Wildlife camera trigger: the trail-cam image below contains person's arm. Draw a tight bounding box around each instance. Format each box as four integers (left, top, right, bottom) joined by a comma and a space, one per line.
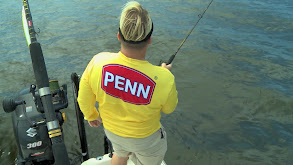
77, 58, 100, 121
161, 79, 178, 114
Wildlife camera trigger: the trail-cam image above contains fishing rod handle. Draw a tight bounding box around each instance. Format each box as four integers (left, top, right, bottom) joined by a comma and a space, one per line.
29, 42, 61, 128
167, 54, 176, 65
29, 42, 49, 88
52, 141, 70, 165
157, 53, 175, 66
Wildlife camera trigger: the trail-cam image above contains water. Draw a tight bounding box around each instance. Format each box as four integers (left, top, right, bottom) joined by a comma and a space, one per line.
1, 0, 292, 164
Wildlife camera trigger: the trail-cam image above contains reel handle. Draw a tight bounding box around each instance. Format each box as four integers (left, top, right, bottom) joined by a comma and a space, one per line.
2, 98, 24, 113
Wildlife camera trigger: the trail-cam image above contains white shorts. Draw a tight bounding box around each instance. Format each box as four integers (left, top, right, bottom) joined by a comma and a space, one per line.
104, 127, 167, 165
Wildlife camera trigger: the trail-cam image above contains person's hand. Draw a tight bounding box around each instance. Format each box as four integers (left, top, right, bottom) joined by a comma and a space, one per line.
161, 63, 172, 71
88, 119, 102, 127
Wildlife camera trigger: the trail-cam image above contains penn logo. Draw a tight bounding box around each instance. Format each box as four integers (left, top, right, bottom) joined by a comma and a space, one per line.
101, 64, 156, 105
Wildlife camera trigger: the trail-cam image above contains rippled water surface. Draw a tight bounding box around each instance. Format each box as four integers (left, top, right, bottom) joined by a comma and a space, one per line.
0, 0, 292, 164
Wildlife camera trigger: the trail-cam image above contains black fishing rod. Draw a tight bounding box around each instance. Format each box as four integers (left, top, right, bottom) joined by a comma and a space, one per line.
22, 0, 70, 164
71, 73, 89, 161
166, 0, 214, 65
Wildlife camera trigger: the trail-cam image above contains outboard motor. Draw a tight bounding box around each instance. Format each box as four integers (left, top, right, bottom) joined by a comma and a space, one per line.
2, 0, 72, 164
3, 80, 68, 165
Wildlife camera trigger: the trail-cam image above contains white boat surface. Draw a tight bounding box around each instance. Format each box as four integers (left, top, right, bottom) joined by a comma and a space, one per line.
82, 153, 167, 165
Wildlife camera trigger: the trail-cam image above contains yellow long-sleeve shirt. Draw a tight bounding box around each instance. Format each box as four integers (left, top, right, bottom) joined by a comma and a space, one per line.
77, 52, 178, 138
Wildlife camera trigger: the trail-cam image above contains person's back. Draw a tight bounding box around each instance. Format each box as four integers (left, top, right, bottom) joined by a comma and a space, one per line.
78, 1, 178, 165
80, 51, 177, 137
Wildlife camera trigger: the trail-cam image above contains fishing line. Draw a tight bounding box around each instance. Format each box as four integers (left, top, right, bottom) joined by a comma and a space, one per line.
166, 0, 214, 65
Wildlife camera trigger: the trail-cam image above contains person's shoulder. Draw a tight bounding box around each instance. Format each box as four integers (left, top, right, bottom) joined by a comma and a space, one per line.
94, 52, 118, 59
151, 65, 175, 80
92, 52, 119, 63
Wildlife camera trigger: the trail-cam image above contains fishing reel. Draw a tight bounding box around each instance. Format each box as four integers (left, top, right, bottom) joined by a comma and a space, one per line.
3, 80, 68, 114
29, 80, 68, 114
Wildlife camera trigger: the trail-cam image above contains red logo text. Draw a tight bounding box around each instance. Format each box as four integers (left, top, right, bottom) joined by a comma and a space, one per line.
101, 64, 156, 105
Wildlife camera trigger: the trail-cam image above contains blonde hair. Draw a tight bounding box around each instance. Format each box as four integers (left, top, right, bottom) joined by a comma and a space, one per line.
119, 1, 152, 42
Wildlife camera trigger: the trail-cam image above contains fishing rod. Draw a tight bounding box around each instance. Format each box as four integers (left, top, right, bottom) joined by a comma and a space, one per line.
166, 0, 214, 65
71, 73, 90, 161
22, 0, 70, 164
